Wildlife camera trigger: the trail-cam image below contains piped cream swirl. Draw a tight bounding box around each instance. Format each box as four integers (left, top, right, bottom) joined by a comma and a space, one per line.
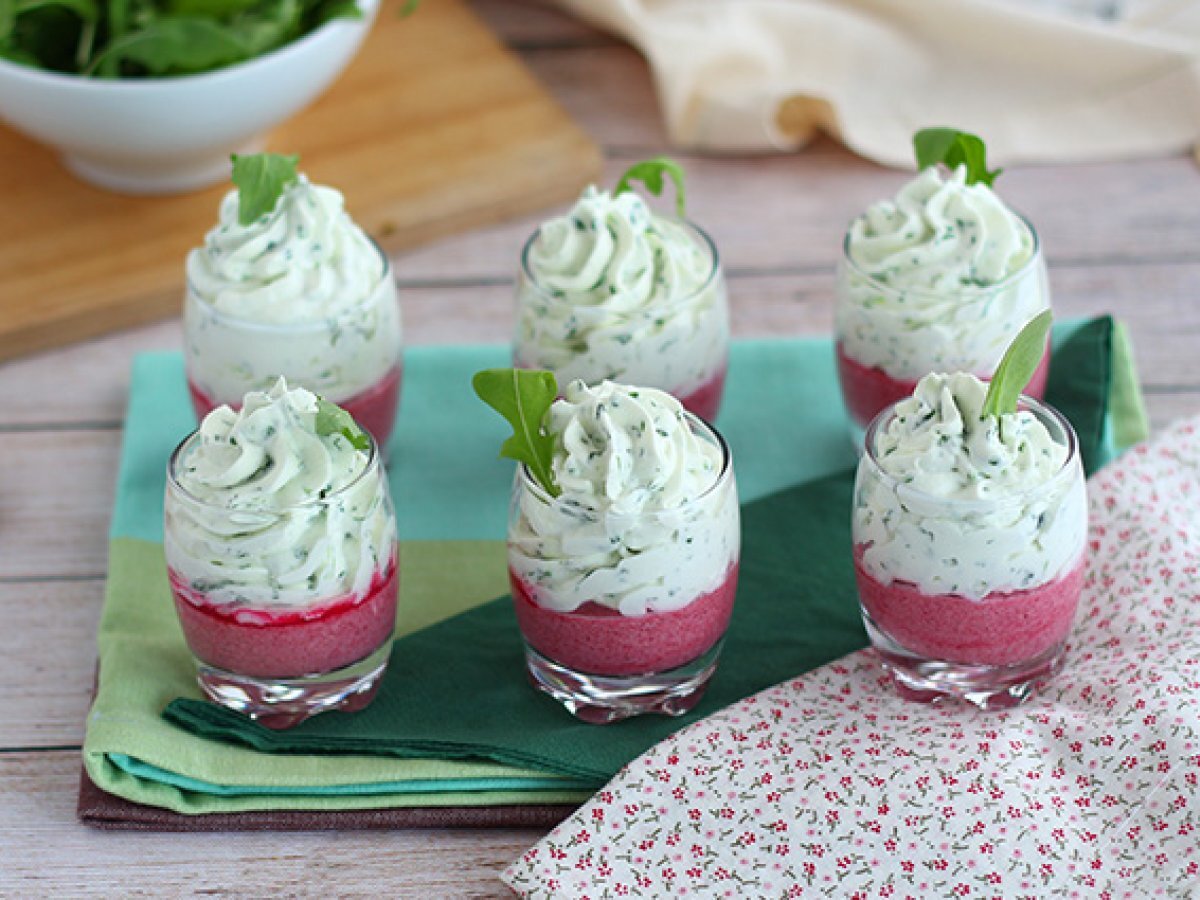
184, 175, 402, 405
837, 166, 1049, 380
509, 381, 739, 615
187, 176, 383, 323
516, 187, 728, 395
165, 379, 395, 609
848, 166, 1034, 291
854, 373, 1086, 599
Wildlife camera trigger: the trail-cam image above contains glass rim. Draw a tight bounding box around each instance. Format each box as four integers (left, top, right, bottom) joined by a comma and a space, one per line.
518, 215, 723, 314
166, 420, 381, 513
514, 408, 734, 514
185, 236, 395, 335
839, 208, 1043, 303
860, 391, 1080, 511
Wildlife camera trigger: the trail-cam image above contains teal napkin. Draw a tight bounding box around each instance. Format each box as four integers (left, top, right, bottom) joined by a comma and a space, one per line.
164, 317, 1134, 784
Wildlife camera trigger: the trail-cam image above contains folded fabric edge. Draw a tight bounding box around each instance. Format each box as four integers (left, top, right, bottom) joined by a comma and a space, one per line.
106, 751, 597, 798
77, 765, 579, 831
82, 750, 592, 816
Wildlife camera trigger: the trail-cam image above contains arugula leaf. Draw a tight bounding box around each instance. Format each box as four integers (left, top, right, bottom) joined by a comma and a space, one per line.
230, 152, 300, 226
314, 397, 370, 451
472, 368, 559, 497
913, 128, 1002, 187
614, 156, 687, 218
981, 310, 1053, 419
164, 0, 258, 17
86, 16, 248, 75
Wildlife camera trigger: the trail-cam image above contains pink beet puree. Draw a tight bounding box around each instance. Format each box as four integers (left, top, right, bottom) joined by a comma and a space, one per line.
169, 559, 398, 679
836, 343, 1050, 429
854, 547, 1084, 666
188, 364, 402, 449
675, 363, 727, 422
511, 563, 739, 677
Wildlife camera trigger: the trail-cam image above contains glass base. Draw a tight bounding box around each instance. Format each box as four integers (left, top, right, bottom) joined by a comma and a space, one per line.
863, 611, 1067, 711
523, 639, 724, 724
194, 640, 391, 729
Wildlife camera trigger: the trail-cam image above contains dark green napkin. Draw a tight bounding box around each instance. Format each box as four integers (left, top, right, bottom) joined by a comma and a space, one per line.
165, 317, 1119, 784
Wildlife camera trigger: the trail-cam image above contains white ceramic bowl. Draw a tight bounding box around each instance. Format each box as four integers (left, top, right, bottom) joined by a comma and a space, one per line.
0, 0, 377, 195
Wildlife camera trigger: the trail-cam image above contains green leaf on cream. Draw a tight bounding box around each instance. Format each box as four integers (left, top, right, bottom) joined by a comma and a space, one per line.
913, 128, 1002, 187
472, 367, 559, 497
614, 156, 687, 218
982, 310, 1053, 419
230, 151, 299, 226
315, 397, 370, 451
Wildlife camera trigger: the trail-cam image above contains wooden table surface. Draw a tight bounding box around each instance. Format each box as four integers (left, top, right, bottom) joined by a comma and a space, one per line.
3, 2, 1199, 896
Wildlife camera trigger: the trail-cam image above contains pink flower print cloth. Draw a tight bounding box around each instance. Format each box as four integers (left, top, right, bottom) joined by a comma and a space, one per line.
504, 417, 1200, 899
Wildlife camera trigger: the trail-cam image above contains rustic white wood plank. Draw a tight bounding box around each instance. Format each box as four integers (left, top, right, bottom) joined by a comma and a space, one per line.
0, 431, 119, 579
0, 321, 179, 428
0, 580, 101, 749
0, 751, 539, 898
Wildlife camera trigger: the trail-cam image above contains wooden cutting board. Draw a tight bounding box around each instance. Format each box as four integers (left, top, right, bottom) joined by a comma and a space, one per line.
0, 0, 602, 363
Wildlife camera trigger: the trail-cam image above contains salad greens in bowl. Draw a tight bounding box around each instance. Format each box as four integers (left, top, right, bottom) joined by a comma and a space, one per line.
0, 0, 381, 194
0, 0, 364, 77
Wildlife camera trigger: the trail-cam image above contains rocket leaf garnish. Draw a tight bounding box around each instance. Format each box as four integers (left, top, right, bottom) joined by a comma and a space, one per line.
982, 310, 1053, 419
231, 152, 299, 226
614, 156, 687, 218
315, 397, 370, 451
472, 368, 559, 496
913, 128, 1002, 187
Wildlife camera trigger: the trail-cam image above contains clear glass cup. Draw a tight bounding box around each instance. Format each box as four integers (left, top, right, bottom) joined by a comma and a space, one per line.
184, 244, 403, 449
164, 430, 399, 728
514, 221, 730, 422
835, 218, 1051, 440
507, 413, 740, 723
852, 395, 1088, 709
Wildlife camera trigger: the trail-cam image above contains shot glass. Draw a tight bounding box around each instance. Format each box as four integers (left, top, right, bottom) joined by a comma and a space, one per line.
164, 431, 398, 728
852, 396, 1088, 709
835, 219, 1051, 440
184, 245, 403, 449
508, 414, 740, 723
514, 221, 730, 422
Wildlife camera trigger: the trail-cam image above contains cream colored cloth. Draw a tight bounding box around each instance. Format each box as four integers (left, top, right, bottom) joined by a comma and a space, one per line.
552, 0, 1200, 166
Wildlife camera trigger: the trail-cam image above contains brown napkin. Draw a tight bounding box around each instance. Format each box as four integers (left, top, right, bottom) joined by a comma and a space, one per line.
76, 765, 575, 831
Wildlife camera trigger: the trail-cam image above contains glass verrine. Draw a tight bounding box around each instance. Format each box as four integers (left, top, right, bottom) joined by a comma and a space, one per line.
514, 221, 730, 422
853, 395, 1088, 709
835, 218, 1051, 439
508, 413, 740, 723
184, 243, 403, 449
164, 429, 398, 728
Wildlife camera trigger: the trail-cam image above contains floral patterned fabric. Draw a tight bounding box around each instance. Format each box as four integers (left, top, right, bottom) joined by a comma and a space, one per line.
504, 418, 1200, 898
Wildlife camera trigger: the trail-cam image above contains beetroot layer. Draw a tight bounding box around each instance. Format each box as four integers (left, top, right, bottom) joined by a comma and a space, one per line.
188, 364, 402, 449
675, 363, 727, 422
854, 547, 1084, 666
170, 561, 399, 679
836, 342, 1050, 429
511, 563, 739, 676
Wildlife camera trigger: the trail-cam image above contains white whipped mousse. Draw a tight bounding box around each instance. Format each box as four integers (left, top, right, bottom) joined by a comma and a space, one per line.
508, 380, 739, 616
515, 186, 728, 397
854, 372, 1086, 600
185, 175, 402, 404
165, 379, 396, 610
838, 165, 1049, 380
